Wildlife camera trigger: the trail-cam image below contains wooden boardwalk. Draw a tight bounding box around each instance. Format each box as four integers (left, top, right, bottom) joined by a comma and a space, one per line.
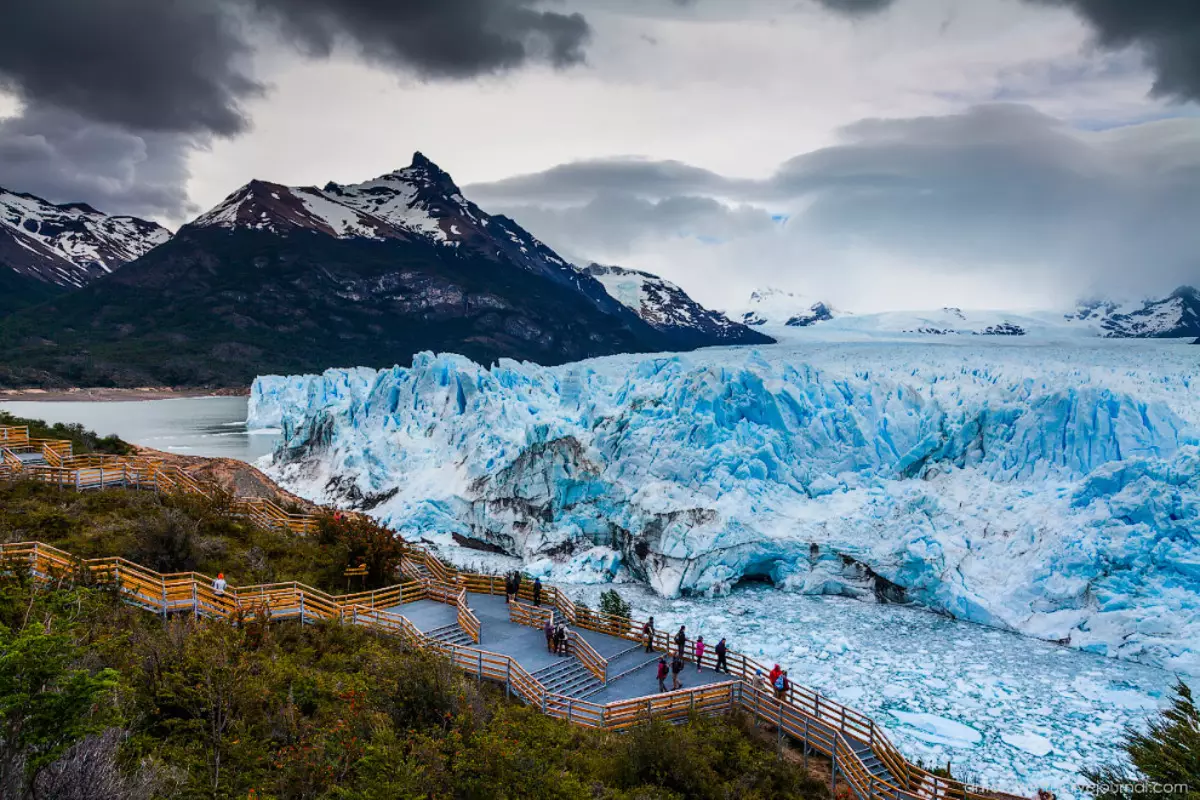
0, 423, 1026, 800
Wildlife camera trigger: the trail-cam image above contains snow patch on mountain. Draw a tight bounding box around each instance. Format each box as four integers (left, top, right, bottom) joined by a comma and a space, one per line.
581, 263, 764, 344
1069, 287, 1200, 338
0, 187, 170, 287
250, 340, 1200, 675
726, 287, 840, 329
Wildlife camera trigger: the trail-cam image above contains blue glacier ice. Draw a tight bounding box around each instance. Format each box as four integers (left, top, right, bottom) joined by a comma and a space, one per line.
250, 341, 1200, 675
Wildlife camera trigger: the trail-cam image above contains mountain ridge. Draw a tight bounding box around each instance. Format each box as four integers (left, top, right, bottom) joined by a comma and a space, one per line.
0, 154, 767, 388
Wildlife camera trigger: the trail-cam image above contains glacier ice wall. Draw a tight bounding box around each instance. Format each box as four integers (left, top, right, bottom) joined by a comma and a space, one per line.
250, 343, 1200, 674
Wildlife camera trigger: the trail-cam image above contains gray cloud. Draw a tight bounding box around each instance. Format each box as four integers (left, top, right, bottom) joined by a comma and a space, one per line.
248, 0, 591, 78
1039, 0, 1200, 102
0, 0, 262, 137
814, 0, 1200, 102
467, 104, 1200, 306
814, 0, 895, 16
0, 107, 197, 221
0, 0, 595, 219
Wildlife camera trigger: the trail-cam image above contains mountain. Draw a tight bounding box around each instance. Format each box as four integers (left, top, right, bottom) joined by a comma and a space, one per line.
0, 187, 170, 288
580, 264, 772, 347
1068, 287, 1200, 338
727, 287, 840, 329
0, 155, 759, 388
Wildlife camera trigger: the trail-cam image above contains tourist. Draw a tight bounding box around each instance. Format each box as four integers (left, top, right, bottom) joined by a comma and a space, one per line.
674, 625, 686, 659
656, 657, 669, 692
513, 571, 523, 602
670, 654, 684, 690
768, 663, 782, 688
504, 573, 514, 603
557, 623, 571, 655
532, 577, 542, 607
774, 669, 789, 701
642, 616, 655, 652
544, 619, 555, 652
715, 637, 728, 673
694, 636, 706, 671
212, 572, 227, 596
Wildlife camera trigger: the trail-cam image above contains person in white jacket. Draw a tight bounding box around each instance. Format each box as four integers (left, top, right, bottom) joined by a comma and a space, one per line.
212, 573, 227, 596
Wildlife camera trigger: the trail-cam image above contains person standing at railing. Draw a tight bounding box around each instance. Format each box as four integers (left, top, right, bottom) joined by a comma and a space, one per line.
642, 616, 655, 652
532, 577, 542, 606
694, 636, 706, 671
504, 573, 513, 603
774, 669, 790, 701
656, 656, 669, 692
513, 571, 523, 602
544, 618, 555, 653
674, 625, 686, 659
714, 637, 729, 673
670, 653, 684, 690
212, 573, 227, 596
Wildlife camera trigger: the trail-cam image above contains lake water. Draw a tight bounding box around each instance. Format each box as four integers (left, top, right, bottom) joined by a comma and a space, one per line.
0, 397, 280, 462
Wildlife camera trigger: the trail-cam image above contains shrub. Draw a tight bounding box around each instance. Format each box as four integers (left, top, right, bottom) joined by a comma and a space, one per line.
1083, 681, 1199, 800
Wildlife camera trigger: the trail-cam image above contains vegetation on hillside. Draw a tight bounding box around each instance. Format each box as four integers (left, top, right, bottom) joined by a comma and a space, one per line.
0, 410, 133, 455
1083, 682, 1198, 800
0, 480, 829, 799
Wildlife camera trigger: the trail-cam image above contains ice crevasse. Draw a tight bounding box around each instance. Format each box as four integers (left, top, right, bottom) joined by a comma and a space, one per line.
250, 346, 1200, 674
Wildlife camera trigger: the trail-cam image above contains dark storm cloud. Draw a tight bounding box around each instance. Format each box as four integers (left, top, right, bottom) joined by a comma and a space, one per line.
466, 105, 1200, 298
814, 0, 1200, 102
1037, 0, 1200, 102
247, 0, 592, 78
814, 0, 895, 16
0, 0, 262, 137
0, 0, 595, 219
0, 107, 197, 221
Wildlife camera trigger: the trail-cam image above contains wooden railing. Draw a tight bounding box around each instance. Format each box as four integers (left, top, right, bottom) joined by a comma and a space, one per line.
0, 433, 1024, 799
568, 630, 608, 684
509, 600, 554, 630
456, 587, 481, 644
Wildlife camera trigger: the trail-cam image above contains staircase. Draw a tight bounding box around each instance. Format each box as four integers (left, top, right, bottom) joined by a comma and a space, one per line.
532, 658, 603, 698
601, 644, 661, 685
426, 622, 473, 647
848, 738, 894, 784
401, 556, 432, 582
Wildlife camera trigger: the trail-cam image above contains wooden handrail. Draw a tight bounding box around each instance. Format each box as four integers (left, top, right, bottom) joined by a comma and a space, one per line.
456, 587, 481, 644
568, 629, 607, 684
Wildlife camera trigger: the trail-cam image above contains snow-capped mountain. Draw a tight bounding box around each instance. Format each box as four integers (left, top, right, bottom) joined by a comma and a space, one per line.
0, 187, 171, 288
580, 264, 772, 347
1, 154, 767, 387
727, 287, 840, 328
1068, 286, 1200, 338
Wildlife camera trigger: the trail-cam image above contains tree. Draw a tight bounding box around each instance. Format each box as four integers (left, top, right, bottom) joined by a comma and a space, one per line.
598, 589, 632, 635
0, 622, 119, 798
316, 513, 407, 589
1084, 681, 1199, 800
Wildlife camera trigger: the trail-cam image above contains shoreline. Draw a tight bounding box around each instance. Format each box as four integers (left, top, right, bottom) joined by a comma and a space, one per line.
0, 387, 248, 402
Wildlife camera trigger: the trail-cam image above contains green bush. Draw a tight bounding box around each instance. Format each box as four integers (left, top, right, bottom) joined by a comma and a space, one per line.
0, 412, 133, 455
1083, 681, 1199, 800
0, 578, 829, 799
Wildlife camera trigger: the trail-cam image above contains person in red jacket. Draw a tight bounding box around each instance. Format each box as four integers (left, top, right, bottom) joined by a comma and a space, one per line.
656, 656, 669, 692
768, 663, 782, 688
694, 636, 706, 671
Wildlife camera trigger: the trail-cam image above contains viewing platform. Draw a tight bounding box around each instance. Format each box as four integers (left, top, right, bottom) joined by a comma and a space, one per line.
0, 422, 1027, 800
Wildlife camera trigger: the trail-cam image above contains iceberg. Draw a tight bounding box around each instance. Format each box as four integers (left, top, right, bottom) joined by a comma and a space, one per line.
250, 340, 1200, 674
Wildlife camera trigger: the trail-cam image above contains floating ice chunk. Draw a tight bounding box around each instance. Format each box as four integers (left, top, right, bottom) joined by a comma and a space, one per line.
1002, 732, 1053, 756
890, 711, 983, 748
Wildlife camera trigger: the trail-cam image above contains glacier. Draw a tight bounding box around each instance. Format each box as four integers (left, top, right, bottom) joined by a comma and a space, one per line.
250, 339, 1200, 676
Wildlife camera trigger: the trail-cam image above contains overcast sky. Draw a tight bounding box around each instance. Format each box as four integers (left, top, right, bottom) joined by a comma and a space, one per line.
2, 0, 1198, 311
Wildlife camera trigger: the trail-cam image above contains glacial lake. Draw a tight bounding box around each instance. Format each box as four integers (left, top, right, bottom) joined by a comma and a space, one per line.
0, 397, 280, 462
